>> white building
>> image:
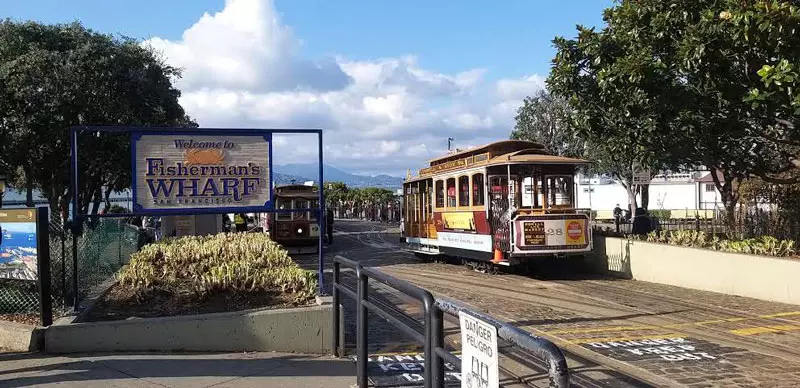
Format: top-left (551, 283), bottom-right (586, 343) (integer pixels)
top-left (575, 171), bottom-right (724, 218)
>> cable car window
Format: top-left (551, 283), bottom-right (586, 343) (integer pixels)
top-left (546, 176), bottom-right (573, 207)
top-left (309, 200), bottom-right (318, 221)
top-left (276, 199), bottom-right (292, 220)
top-left (435, 180), bottom-right (444, 208)
top-left (458, 176), bottom-right (469, 207)
top-left (489, 176), bottom-right (508, 200)
top-left (294, 199), bottom-right (309, 220)
top-left (446, 178), bottom-right (457, 208)
top-left (472, 173), bottom-right (485, 206)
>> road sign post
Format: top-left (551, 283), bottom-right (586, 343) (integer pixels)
top-left (459, 311), bottom-right (499, 388)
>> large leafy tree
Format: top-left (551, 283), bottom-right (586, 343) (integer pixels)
top-left (548, 0), bottom-right (800, 225)
top-left (510, 90), bottom-right (584, 158)
top-left (0, 20), bottom-right (196, 220)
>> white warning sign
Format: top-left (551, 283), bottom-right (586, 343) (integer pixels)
top-left (459, 311), bottom-right (499, 388)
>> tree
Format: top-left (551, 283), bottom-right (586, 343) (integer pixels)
top-left (548, 0), bottom-right (800, 226)
top-left (0, 20), bottom-right (196, 221)
top-left (547, 14), bottom-right (676, 215)
top-left (323, 181), bottom-right (349, 217)
top-left (510, 90), bottom-right (584, 157)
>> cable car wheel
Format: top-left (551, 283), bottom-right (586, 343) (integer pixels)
top-left (463, 259), bottom-right (499, 275)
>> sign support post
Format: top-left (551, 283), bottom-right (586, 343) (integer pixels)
top-left (317, 130), bottom-right (325, 295)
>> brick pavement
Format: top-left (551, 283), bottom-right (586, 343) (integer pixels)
top-left (380, 261), bottom-right (800, 388)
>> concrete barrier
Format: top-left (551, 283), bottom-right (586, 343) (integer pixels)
top-left (593, 234), bottom-right (800, 305)
top-left (45, 304), bottom-right (338, 354)
top-left (0, 320), bottom-right (43, 351)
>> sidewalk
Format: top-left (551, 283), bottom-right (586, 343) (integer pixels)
top-left (0, 351), bottom-right (355, 388)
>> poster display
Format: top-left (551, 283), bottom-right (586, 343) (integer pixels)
top-left (0, 208), bottom-right (38, 281)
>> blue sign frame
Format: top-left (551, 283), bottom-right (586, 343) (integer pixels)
top-left (130, 129), bottom-right (275, 215)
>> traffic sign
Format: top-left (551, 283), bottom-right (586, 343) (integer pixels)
top-left (459, 311), bottom-right (498, 388)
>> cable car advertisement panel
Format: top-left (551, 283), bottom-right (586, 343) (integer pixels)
top-left (513, 214), bottom-right (591, 252)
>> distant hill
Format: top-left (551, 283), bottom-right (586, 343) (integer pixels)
top-left (273, 164), bottom-right (403, 189)
top-left (273, 172), bottom-right (313, 185)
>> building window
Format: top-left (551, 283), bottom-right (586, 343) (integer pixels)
top-left (705, 184), bottom-right (715, 192)
top-left (458, 176), bottom-right (470, 207)
top-left (472, 173), bottom-right (485, 206)
top-left (446, 178), bottom-right (457, 207)
top-left (435, 180), bottom-right (444, 208)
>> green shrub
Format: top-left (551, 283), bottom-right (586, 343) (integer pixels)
top-left (640, 230), bottom-right (796, 257)
top-left (116, 233), bottom-right (317, 302)
top-left (648, 209), bottom-right (672, 219)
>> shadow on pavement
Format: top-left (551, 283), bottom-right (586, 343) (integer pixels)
top-left (0, 353), bottom-right (354, 388)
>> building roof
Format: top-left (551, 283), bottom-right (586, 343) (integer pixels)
top-left (696, 171), bottom-right (725, 183)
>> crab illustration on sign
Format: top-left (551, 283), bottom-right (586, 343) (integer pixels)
top-left (184, 148), bottom-right (225, 165)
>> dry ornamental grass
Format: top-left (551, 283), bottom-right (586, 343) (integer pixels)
top-left (116, 233), bottom-right (317, 303)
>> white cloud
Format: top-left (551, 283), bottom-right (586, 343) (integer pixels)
top-left (148, 0), bottom-right (545, 177)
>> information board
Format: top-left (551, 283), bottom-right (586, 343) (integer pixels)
top-left (0, 208), bottom-right (38, 281)
top-left (459, 311), bottom-right (498, 388)
top-left (522, 221), bottom-right (546, 245)
top-left (132, 132), bottom-right (272, 213)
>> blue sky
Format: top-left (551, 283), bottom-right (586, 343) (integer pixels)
top-left (3, 0), bottom-right (613, 176)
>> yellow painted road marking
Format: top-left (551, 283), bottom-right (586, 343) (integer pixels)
top-left (760, 311), bottom-right (800, 319)
top-left (542, 311), bottom-right (800, 336)
top-left (570, 333), bottom-right (685, 344)
top-left (730, 324), bottom-right (800, 336)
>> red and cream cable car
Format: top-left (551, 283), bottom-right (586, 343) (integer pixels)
top-left (401, 140), bottom-right (592, 270)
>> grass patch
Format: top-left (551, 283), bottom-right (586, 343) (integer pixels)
top-left (85, 233), bottom-right (317, 321)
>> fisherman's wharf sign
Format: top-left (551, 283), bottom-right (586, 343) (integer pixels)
top-left (132, 132), bottom-right (272, 212)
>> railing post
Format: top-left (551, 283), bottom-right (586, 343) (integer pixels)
top-left (332, 260), bottom-right (340, 357)
top-left (356, 265), bottom-right (368, 388)
top-left (431, 305), bottom-right (445, 388)
top-left (422, 293), bottom-right (434, 388)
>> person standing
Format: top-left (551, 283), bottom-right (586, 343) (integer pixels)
top-left (234, 213), bottom-right (247, 233)
top-left (326, 207), bottom-right (334, 244)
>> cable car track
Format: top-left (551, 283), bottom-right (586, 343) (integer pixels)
top-left (382, 265), bottom-right (800, 364)
top-left (335, 270), bottom-right (651, 387)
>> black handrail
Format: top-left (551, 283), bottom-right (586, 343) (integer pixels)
top-left (331, 255), bottom-right (570, 388)
top-left (436, 297), bottom-right (570, 388)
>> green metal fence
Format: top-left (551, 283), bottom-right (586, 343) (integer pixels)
top-left (0, 216), bottom-right (141, 320)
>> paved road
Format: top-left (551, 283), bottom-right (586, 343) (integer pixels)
top-left (324, 219), bottom-right (800, 388)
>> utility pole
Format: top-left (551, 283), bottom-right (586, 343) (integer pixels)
top-left (447, 137), bottom-right (454, 151)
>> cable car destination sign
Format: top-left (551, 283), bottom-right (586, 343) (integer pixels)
top-left (132, 131), bottom-right (273, 213)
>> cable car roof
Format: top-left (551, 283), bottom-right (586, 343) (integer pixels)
top-left (404, 140), bottom-right (588, 183)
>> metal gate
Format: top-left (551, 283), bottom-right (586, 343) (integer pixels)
top-left (490, 198), bottom-right (511, 252)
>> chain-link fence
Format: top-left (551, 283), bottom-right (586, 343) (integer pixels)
top-left (592, 207), bottom-right (800, 243)
top-left (0, 213), bottom-right (142, 322)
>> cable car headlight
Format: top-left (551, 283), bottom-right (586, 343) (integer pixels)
top-left (297, 228), bottom-right (304, 234)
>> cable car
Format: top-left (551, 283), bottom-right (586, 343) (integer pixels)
top-left (402, 140), bottom-right (592, 272)
top-left (263, 184), bottom-right (321, 254)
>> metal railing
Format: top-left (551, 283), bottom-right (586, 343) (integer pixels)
top-left (332, 255), bottom-right (570, 388)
